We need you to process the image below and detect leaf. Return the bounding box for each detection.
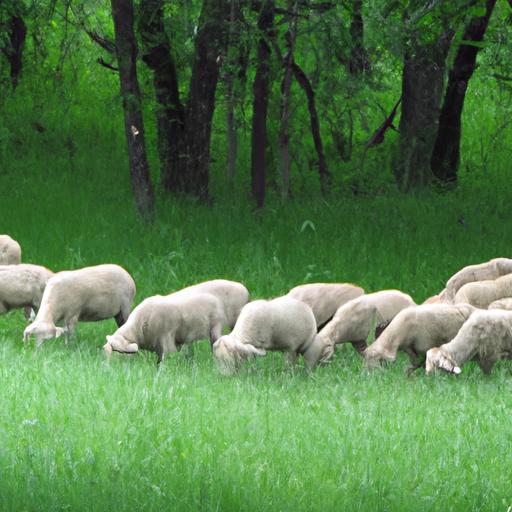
[459,39,488,49]
[300,220,316,233]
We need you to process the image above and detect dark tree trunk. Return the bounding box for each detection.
[431,0,496,185]
[348,0,369,75]
[111,0,155,221]
[184,0,229,202]
[278,1,298,200]
[6,14,27,90]
[139,0,185,193]
[251,0,274,208]
[292,62,331,194]
[395,34,453,191]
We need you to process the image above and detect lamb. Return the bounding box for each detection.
[23,264,135,344]
[488,298,512,311]
[0,264,54,316]
[286,282,365,329]
[443,258,512,302]
[103,293,225,363]
[315,290,416,360]
[425,309,512,375]
[212,297,325,373]
[168,279,249,328]
[0,235,22,265]
[453,273,512,309]
[363,303,475,372]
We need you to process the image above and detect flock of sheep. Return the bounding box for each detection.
[2,233,512,375]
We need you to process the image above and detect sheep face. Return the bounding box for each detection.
[213,336,266,374]
[425,348,461,375]
[363,346,394,370]
[104,334,139,355]
[23,322,65,344]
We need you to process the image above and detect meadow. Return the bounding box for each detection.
[1,153,512,511]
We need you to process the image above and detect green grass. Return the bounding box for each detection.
[1,159,512,511]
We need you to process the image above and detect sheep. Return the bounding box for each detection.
[23,264,135,344]
[363,303,475,373]
[315,290,416,360]
[453,273,512,309]
[425,309,512,375]
[443,258,512,302]
[0,235,22,265]
[212,296,325,373]
[488,298,512,311]
[168,279,249,328]
[286,282,365,329]
[103,293,225,363]
[0,264,54,316]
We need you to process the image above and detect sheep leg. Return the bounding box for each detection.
[209,323,223,346]
[350,340,367,355]
[116,303,131,327]
[477,359,495,375]
[64,317,79,344]
[0,303,7,315]
[284,351,298,367]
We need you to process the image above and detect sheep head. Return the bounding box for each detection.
[104,334,139,355]
[213,336,266,374]
[425,347,461,375]
[363,346,394,370]
[23,322,65,345]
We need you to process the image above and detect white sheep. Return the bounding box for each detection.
[168,279,249,328]
[103,292,225,363]
[488,298,512,311]
[316,290,416,360]
[425,309,512,375]
[23,264,135,344]
[443,257,512,302]
[212,297,325,373]
[363,303,475,372]
[453,273,512,309]
[0,264,54,316]
[286,282,365,328]
[0,235,22,265]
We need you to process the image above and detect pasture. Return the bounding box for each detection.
[1,166,512,511]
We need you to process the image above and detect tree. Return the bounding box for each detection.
[111,0,155,221]
[139,0,185,194]
[251,0,274,208]
[183,0,230,202]
[431,0,497,185]
[0,2,27,90]
[394,3,455,190]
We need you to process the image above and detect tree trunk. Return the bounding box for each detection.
[139,0,185,194]
[111,0,155,221]
[6,13,27,90]
[184,0,229,202]
[348,0,369,75]
[251,0,274,208]
[278,1,298,200]
[292,62,331,194]
[431,0,496,185]
[395,35,452,191]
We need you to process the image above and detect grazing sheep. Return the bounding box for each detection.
[0,235,22,265]
[316,290,416,360]
[364,303,475,373]
[103,293,225,363]
[425,309,512,375]
[488,298,512,311]
[0,264,53,316]
[212,297,324,373]
[443,258,512,302]
[169,279,249,328]
[23,264,135,344]
[286,283,365,329]
[453,273,512,309]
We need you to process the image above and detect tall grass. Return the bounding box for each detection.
[1,150,512,510]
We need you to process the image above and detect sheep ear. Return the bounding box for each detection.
[55,327,65,338]
[245,344,266,357]
[453,366,462,375]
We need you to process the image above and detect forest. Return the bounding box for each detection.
[1,0,512,511]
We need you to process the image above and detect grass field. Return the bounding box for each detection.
[1,161,512,511]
